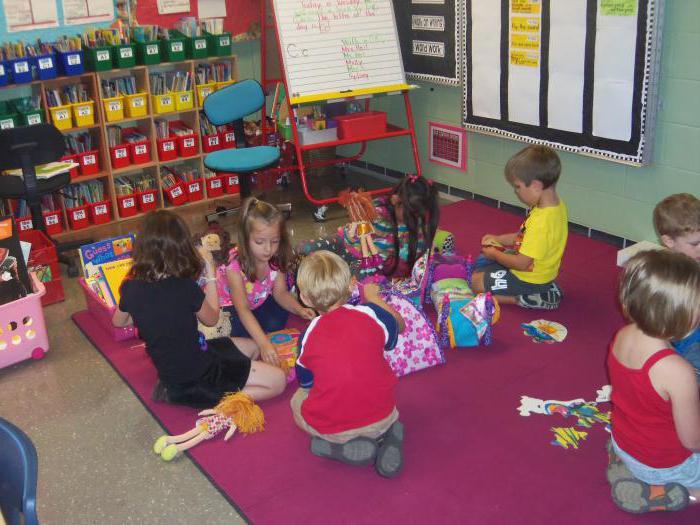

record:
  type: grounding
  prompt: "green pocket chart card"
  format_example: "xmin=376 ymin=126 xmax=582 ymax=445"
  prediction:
xmin=272 ymin=0 xmax=413 ymax=105
xmin=463 ymin=0 xmax=663 ymax=165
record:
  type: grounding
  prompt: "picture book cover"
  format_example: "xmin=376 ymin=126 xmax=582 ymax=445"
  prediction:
xmin=79 ymin=234 xmax=135 ymax=278
xmin=0 ymin=216 xmax=32 ymax=306
xmin=99 ymin=258 xmax=133 ymax=305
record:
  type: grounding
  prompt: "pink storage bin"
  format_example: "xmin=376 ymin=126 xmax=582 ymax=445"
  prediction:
xmin=79 ymin=277 xmax=138 ymax=342
xmin=0 ymin=273 xmax=50 ymax=370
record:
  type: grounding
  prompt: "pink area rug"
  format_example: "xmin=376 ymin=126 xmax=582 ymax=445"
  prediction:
xmin=73 ymin=199 xmax=700 ymax=524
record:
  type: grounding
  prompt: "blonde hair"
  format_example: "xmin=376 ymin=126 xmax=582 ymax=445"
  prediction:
xmin=619 ymin=250 xmax=700 ymax=340
xmin=505 ymin=145 xmax=561 ymax=189
xmin=653 ymin=193 xmax=700 ymax=239
xmin=297 ymin=251 xmax=351 ymax=312
xmin=237 ymin=197 xmax=293 ymax=281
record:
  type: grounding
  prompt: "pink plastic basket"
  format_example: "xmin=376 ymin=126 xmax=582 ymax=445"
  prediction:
xmin=79 ymin=277 xmax=137 ymax=342
xmin=0 ymin=273 xmax=50 ymax=370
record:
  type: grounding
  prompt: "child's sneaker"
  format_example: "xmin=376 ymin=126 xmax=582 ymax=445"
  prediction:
xmin=311 ymin=436 xmax=378 ymax=466
xmin=606 ymin=439 xmax=634 ymax=485
xmin=517 ymin=282 xmax=563 ymax=310
xmin=612 ymin=479 xmax=689 ymax=513
xmin=375 ymin=421 xmax=404 ymax=478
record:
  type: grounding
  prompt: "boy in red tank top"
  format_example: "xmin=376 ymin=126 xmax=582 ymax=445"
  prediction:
xmin=607 ymin=250 xmax=700 ymax=513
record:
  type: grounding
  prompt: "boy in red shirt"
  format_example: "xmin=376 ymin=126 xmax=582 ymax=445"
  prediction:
xmin=291 ymin=250 xmax=406 ymax=477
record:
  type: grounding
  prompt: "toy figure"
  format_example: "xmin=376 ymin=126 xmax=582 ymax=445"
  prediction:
xmin=153 ymin=392 xmax=265 ymax=461
xmin=338 ymin=189 xmax=381 ymax=275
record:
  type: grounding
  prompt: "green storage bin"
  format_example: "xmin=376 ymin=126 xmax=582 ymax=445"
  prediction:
xmin=0 ymin=102 xmax=17 ymax=129
xmin=186 ymin=35 xmax=209 ymax=59
xmin=136 ymin=40 xmax=162 ymax=65
xmin=10 ymin=98 xmax=43 ymax=126
xmin=86 ymin=46 xmax=113 ymax=71
xmin=205 ymin=32 xmax=231 ymax=57
xmin=161 ymin=31 xmax=186 ymax=62
xmin=113 ymin=44 xmax=137 ymax=68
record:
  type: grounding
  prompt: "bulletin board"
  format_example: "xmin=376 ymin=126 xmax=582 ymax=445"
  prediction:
xmin=463 ymin=0 xmax=664 ymax=165
xmin=392 ymin=0 xmax=464 ymax=86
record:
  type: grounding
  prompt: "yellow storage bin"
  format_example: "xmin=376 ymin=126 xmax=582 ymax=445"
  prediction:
xmin=196 ymin=83 xmax=216 ymax=106
xmin=125 ymin=93 xmax=148 ymax=117
xmin=174 ymin=91 xmax=194 ymax=111
xmin=216 ymin=80 xmax=235 ymax=91
xmin=152 ymin=93 xmax=175 ymax=114
xmin=72 ymin=101 xmax=95 ymax=127
xmin=103 ymin=96 xmax=125 ymax=122
xmin=49 ymin=104 xmax=73 ymax=130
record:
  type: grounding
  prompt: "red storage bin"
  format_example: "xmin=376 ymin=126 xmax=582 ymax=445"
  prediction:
xmin=202 ymin=132 xmax=221 ymax=153
xmin=61 ymin=154 xmax=79 ymax=179
xmin=156 ymin=137 xmax=177 ymax=161
xmin=43 ymin=210 xmax=63 ymax=235
xmin=185 ymin=180 xmax=203 ymax=202
xmin=335 ymin=111 xmax=387 ymax=139
xmin=130 ymin=140 xmax=151 ymax=164
xmin=178 ymin=133 xmax=198 ymax=158
xmin=117 ymin=194 xmax=138 ymax=218
xmin=43 ymin=279 xmax=65 ymax=305
xmin=67 ymin=204 xmax=90 ymax=230
xmin=19 ymin=230 xmax=64 ymax=306
xmin=78 ymin=150 xmax=100 ymax=175
xmin=219 ymin=129 xmax=236 ymax=149
xmin=109 ymin=144 xmax=130 ymax=169
xmin=205 ymin=175 xmax=224 ymax=197
xmin=137 ymin=189 xmax=158 ymax=212
xmin=89 ymin=200 xmax=112 ymax=224
xmin=221 ymin=173 xmax=240 ymax=194
xmin=15 ymin=216 xmax=34 ymax=233
xmin=164 ymin=181 xmax=188 ymax=206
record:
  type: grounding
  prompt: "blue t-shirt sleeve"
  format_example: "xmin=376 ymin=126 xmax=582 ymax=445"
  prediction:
xmin=364 ymin=303 xmax=399 ymax=350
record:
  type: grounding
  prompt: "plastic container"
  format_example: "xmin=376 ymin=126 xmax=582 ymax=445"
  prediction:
xmin=109 ymin=144 xmax=130 ymax=169
xmin=129 ymin=140 xmax=151 ymax=164
xmin=125 ymin=93 xmax=148 ymax=118
xmin=103 ymin=96 xmax=125 ymax=122
xmin=136 ymin=40 xmax=161 ymax=65
xmin=113 ymin=44 xmax=136 ymax=68
xmin=66 ymin=204 xmax=90 ymax=230
xmin=10 ymin=58 xmax=32 ymax=83
xmin=42 ymin=210 xmax=63 ymax=235
xmin=60 ymin=154 xmax=80 ymax=179
xmin=72 ymin=101 xmax=95 ymax=127
xmin=161 ymin=31 xmax=186 ymax=62
xmin=215 ymin=80 xmax=235 ymax=91
xmin=164 ymin=181 xmax=188 ymax=206
xmin=196 ymin=82 xmax=216 ymax=106
xmin=43 ymin=279 xmax=65 ymax=306
xmin=335 ymin=111 xmax=387 ymax=139
xmin=0 ymin=273 xmax=49 ymax=370
xmin=116 ymin=194 xmax=138 ymax=218
xmin=79 ymin=277 xmax=137 ymax=341
xmin=174 ymin=90 xmax=194 ymax=111
xmin=86 ymin=46 xmax=113 ymax=72
xmin=152 ymin=93 xmax=174 ymax=114
xmin=17 ymin=107 xmax=43 ymax=126
xmin=202 ymin=132 xmax=221 ymax=152
xmin=221 ymin=173 xmax=240 ymax=194
xmin=186 ymin=35 xmax=209 ymax=59
xmin=49 ymin=104 xmax=73 ymax=130
xmin=219 ymin=129 xmax=236 ymax=148
xmin=89 ymin=200 xmax=112 ymax=224
xmin=137 ymin=189 xmax=158 ymax=212
xmin=177 ymin=133 xmax=198 ymax=157
xmin=20 ymin=230 xmax=64 ymax=307
xmin=0 ymin=103 xmax=17 ymax=129
xmin=205 ymin=175 xmax=224 ymax=197
xmin=35 ymin=53 xmax=57 ymax=80
xmin=57 ymin=50 xmax=85 ymax=76
xmin=205 ymin=32 xmax=232 ymax=57
xmin=184 ymin=180 xmax=203 ymax=202
xmin=78 ymin=150 xmax=100 ymax=175
xmin=156 ymin=136 xmax=178 ymax=161
xmin=15 ymin=216 xmax=34 ymax=233
xmin=0 ymin=61 xmax=8 ymax=86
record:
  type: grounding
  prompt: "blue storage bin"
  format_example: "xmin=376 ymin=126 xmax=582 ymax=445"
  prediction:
xmin=35 ymin=53 xmax=57 ymax=80
xmin=10 ymin=58 xmax=32 ymax=84
xmin=0 ymin=61 xmax=8 ymax=87
xmin=57 ymin=50 xmax=85 ymax=76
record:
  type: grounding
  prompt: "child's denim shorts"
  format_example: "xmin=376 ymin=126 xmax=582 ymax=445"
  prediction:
xmin=612 ymin=437 xmax=700 ymax=488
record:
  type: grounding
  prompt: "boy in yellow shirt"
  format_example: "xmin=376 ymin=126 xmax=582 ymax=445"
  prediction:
xmin=472 ymin=145 xmax=568 ymax=310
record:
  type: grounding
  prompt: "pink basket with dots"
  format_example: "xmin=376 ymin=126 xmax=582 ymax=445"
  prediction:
xmin=0 ymin=273 xmax=50 ymax=370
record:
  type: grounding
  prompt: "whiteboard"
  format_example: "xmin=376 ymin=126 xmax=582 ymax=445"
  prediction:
xmin=272 ymin=0 xmax=410 ymax=105
xmin=463 ymin=0 xmax=664 ymax=165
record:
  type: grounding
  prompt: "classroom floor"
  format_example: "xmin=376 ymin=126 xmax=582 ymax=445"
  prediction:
xmin=0 ymin=168 xmax=403 ymax=525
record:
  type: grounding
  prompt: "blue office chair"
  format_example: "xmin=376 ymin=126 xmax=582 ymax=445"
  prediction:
xmin=202 ymin=79 xmax=287 ymax=221
xmin=0 ymin=417 xmax=39 ymax=525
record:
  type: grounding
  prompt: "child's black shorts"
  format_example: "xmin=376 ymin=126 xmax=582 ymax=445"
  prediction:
xmin=480 ymin=262 xmax=553 ymax=297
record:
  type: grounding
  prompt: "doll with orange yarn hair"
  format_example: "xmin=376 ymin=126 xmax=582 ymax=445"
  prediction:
xmin=339 ymin=189 xmax=383 ymax=275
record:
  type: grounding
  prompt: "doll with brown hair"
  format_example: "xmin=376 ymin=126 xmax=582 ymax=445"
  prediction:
xmin=339 ymin=189 xmax=382 ymax=276
xmin=153 ymin=392 xmax=265 ymax=461
xmin=193 ymin=225 xmax=232 ymax=270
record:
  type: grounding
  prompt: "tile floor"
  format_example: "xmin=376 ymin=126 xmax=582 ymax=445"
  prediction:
xmin=0 ymin=169 xmax=396 ymax=525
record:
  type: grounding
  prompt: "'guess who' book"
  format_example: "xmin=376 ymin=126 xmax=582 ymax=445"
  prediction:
xmin=79 ymin=234 xmax=135 ymax=278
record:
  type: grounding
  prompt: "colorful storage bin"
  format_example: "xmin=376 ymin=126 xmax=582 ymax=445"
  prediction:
xmin=72 ymin=101 xmax=95 ymax=127
xmin=164 ymin=181 xmax=187 ymax=206
xmin=78 ymin=150 xmax=100 ymax=175
xmin=10 ymin=58 xmax=32 ymax=83
xmin=125 ymin=93 xmax=148 ymax=117
xmin=184 ymin=180 xmax=203 ymax=202
xmin=156 ymin=136 xmax=178 ymax=161
xmin=117 ymin=194 xmax=138 ymax=218
xmin=103 ymin=96 xmax=125 ymax=122
xmin=196 ymin=83 xmax=216 ymax=105
xmin=205 ymin=175 xmax=224 ymax=197
xmin=113 ymin=44 xmax=136 ymax=68
xmin=35 ymin=53 xmax=57 ymax=80
xmin=49 ymin=104 xmax=73 ymax=130
xmin=205 ymin=32 xmax=232 ymax=57
xmin=152 ymin=93 xmax=174 ymax=114
xmin=138 ymin=189 xmax=158 ymax=212
xmin=174 ymin=91 xmax=194 ymax=111
xmin=89 ymin=200 xmax=112 ymax=224
xmin=136 ymin=41 xmax=161 ymax=65
xmin=67 ymin=204 xmax=90 ymax=230
xmin=57 ymin=50 xmax=85 ymax=76
xmin=86 ymin=46 xmax=113 ymax=72
xmin=109 ymin=144 xmax=130 ymax=169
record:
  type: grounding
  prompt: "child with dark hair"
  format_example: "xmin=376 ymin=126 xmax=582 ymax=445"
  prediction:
xmin=113 ymin=210 xmax=286 ymax=408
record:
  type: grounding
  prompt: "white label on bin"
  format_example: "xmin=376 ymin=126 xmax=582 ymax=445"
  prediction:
xmin=67 ymin=54 xmax=81 ymax=65
xmin=208 ymin=136 xmax=219 ymax=146
xmin=188 ymin=182 xmax=200 ymax=193
xmin=179 ymin=93 xmax=191 ymax=103
xmin=120 ymin=48 xmax=133 ymax=59
xmin=162 ymin=141 xmax=175 ymax=151
xmin=54 ymin=109 xmax=69 ymax=121
xmin=122 ymin=197 xmax=135 ymax=208
xmin=83 ymin=154 xmax=96 ymax=165
xmin=77 ymin=105 xmax=91 ymax=116
xmin=0 ymin=119 xmax=14 ymax=129
xmin=0 ymin=65 xmax=5 ymax=75
xmin=115 ymin=148 xmax=128 ymax=159
xmin=142 ymin=193 xmax=155 ymax=204
xmin=224 ymin=132 xmax=235 ymax=142
xmin=161 ymin=95 xmax=172 ymax=106
xmin=39 ymin=57 xmax=53 ymax=69
xmin=146 ymin=44 xmax=158 ymax=55
xmin=170 ymin=186 xmax=183 ymax=198
xmin=132 ymin=96 xmax=145 ymax=107
xmin=109 ymin=101 xmax=122 ymax=111
xmin=94 ymin=204 xmax=108 ymax=215
xmin=228 ymin=175 xmax=239 ymax=185
xmin=45 ymin=214 xmax=59 ymax=225
xmin=183 ymin=137 xmax=195 ymax=148
xmin=27 ymin=114 xmax=41 ymax=125
xmin=97 ymin=50 xmax=110 ymax=61
xmin=134 ymin=144 xmax=147 ymax=155
xmin=73 ymin=209 xmax=87 ymax=220
xmin=201 ymin=87 xmax=213 ymax=98
xmin=210 ymin=178 xmax=222 ymax=189
xmin=195 ymin=40 xmax=207 ymax=50
xmin=14 ymin=61 xmax=29 ymax=73
xmin=171 ymin=42 xmax=183 ymax=52
xmin=19 ymin=219 xmax=33 ymax=231
xmin=220 ymin=36 xmax=230 ymax=46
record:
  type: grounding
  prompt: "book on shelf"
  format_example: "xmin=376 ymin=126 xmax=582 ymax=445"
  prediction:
xmin=79 ymin=234 xmax=135 ymax=278
xmin=3 ymin=161 xmax=80 ymax=179
xmin=99 ymin=258 xmax=132 ymax=305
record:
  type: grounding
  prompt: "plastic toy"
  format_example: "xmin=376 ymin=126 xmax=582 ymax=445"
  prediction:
xmin=153 ymin=392 xmax=264 ymax=461
xmin=521 ymin=319 xmax=568 ymax=343
xmin=268 ymin=328 xmax=300 ymax=382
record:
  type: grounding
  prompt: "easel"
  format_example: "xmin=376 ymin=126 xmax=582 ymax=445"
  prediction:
xmin=259 ymin=0 xmax=422 ymax=207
